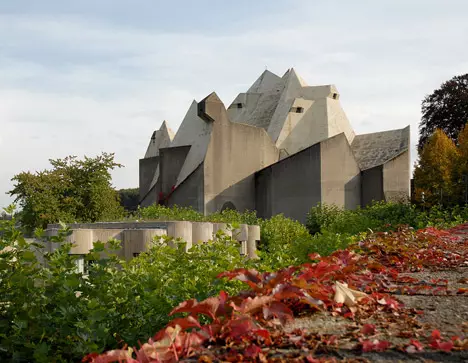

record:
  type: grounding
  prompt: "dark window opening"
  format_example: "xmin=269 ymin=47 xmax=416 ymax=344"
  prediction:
xmin=295 ymin=107 xmax=304 ymax=113
xmin=221 ymin=201 xmax=237 ymax=212
xmin=236 ymin=103 xmax=243 ymax=109
xmin=133 ymin=253 xmax=140 ymax=257
xmin=332 ymin=93 xmax=338 ymax=100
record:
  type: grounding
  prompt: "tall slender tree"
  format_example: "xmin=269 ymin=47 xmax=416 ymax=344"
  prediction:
xmin=414 ymin=129 xmax=458 ymax=207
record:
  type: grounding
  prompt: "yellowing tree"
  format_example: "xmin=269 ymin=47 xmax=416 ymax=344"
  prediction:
xmin=414 ymin=129 xmax=458 ymax=207
xmin=452 ymin=122 xmax=468 ymax=203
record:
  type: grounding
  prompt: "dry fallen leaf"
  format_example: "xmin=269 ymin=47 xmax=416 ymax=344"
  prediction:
xmin=334 ymin=281 xmax=368 ymax=307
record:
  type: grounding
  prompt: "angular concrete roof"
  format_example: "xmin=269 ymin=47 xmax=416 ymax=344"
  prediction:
xmin=351 ymin=126 xmax=410 ymax=170
xmin=227 ymin=69 xmax=355 ymax=156
xmin=248 ymin=70 xmax=282 ymax=93
xmin=144 ymin=120 xmax=174 ymax=158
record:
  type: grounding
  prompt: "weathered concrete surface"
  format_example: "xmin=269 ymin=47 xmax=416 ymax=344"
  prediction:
xmin=139 ymin=156 xmax=159 ymax=205
xmin=320 ymin=133 xmax=361 ymax=209
xmin=168 ymin=163 xmax=205 ymax=211
xmin=255 ymin=143 xmax=321 ymax=223
xmin=45 ymin=221 xmax=260 ymax=258
xmin=139 ymin=69 xmax=411 ymax=222
xmin=361 ymin=165 xmax=384 ymax=206
xmin=122 ymin=229 xmax=166 ymax=259
xmin=383 ymin=150 xmax=411 ymax=202
xmin=202 ymin=93 xmax=279 ymax=214
xmin=171 ymin=101 xmax=213 ymax=187
xmin=160 ymin=145 xmax=191 ymax=195
xmin=140 ymin=121 xmax=175 ymax=206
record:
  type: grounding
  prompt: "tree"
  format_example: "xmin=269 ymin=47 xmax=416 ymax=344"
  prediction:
xmin=413 ymin=129 xmax=458 ymax=207
xmin=9 ymin=152 xmax=124 ymax=232
xmin=418 ymin=73 xmax=468 ymax=151
xmin=118 ymin=188 xmax=140 ymax=212
xmin=452 ymin=122 xmax=468 ymax=204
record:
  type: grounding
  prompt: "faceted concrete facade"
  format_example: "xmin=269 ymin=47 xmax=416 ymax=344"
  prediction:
xmin=139 ymin=69 xmax=410 ymax=223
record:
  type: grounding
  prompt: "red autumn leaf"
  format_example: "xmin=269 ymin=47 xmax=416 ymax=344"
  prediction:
xmin=361 ymin=324 xmax=376 ymax=335
xmin=254 ymin=329 xmax=271 ymax=345
xmin=409 ymin=339 xmax=424 ymax=351
xmin=164 ymin=316 xmax=201 ymax=331
xmin=231 ymin=295 xmax=273 ymax=315
xmin=223 ymin=317 xmax=256 ymax=340
xmin=308 ymin=252 xmax=321 ymax=260
xmin=272 ymin=283 xmax=304 ymax=300
xmin=361 ymin=339 xmax=391 ymax=352
xmin=170 ymin=296 xmax=221 ymax=321
xmin=82 ymin=353 xmax=98 ymax=362
xmin=457 ymin=287 xmax=468 ymax=294
xmin=429 ymin=340 xmax=454 ymax=352
xmin=430 ymin=329 xmax=442 ymax=341
xmin=263 ymin=301 xmax=293 ymax=325
xmin=217 ymin=268 xmax=262 ymax=284
xmin=244 ymin=344 xmax=262 ymax=358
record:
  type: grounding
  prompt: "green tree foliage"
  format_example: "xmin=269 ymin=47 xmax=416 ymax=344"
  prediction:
xmin=453 ymin=124 xmax=468 ymax=204
xmin=118 ymin=188 xmax=139 ymax=212
xmin=414 ymin=129 xmax=459 ymax=207
xmin=418 ymin=73 xmax=468 ymax=151
xmin=9 ymin=153 xmax=124 ymax=232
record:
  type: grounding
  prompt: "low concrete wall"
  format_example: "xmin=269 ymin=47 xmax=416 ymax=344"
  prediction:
xmin=45 ymin=220 xmax=260 ymax=260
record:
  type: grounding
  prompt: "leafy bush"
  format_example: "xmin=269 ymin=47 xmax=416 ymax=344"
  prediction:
xmin=306 ymin=202 xmax=468 ymax=236
xmin=0 ymin=206 xmax=250 ymax=362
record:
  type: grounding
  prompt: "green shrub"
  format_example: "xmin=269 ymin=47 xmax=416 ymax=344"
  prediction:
xmin=0 ymin=206 xmax=250 ymax=362
xmin=306 ymin=201 xmax=468 ymax=236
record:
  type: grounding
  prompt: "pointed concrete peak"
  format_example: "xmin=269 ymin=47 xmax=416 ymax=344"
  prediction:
xmin=248 ymin=69 xmax=282 ymax=93
xmin=282 ymin=68 xmax=291 ymax=78
xmin=160 ymin=120 xmax=175 ymax=140
xmin=200 ymin=92 xmax=222 ymax=104
xmin=289 ymin=68 xmax=308 ymax=87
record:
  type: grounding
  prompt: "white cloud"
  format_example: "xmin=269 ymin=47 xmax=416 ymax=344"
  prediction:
xmin=1 ymin=2 xmax=468 ymax=207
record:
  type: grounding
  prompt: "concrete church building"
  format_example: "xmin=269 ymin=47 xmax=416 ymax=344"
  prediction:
xmin=139 ymin=69 xmax=410 ymax=223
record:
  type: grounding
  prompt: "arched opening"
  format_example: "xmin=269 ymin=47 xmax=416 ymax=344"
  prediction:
xmin=221 ymin=201 xmax=237 ymax=212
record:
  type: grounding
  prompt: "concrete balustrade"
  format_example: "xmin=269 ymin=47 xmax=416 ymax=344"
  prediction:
xmin=43 ymin=220 xmax=260 ymax=259
xmin=212 ymin=223 xmax=233 ymax=239
xmin=191 ymin=222 xmax=213 ymax=245
xmin=122 ymin=229 xmax=166 ymax=259
xmin=67 ymin=229 xmax=94 ymax=254
xmin=167 ymin=221 xmax=192 ymax=251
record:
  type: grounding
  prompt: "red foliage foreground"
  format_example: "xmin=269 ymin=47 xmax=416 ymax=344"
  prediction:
xmin=84 ymin=226 xmax=468 ymax=362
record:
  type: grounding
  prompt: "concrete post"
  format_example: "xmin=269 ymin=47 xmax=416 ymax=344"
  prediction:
xmin=92 ymin=229 xmax=124 ymax=258
xmin=247 ymin=225 xmax=260 ymax=259
xmin=122 ymin=229 xmax=167 ymax=260
xmin=212 ymin=223 xmax=233 ymax=240
xmin=167 ymin=221 xmax=193 ymax=251
xmin=233 ymin=224 xmax=248 ymax=255
xmin=191 ymin=222 xmax=214 ymax=245
xmin=67 ymin=229 xmax=94 ymax=254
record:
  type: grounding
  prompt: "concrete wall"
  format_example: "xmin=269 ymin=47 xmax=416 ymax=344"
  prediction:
xmin=171 ymin=101 xmax=213 ymax=187
xmin=255 ymin=143 xmax=321 ymax=223
xmin=320 ymin=133 xmax=361 ymax=209
xmin=361 ymin=166 xmax=384 ymax=207
xmin=160 ymin=145 xmax=191 ymax=195
xmin=139 ymin=156 xmax=159 ymax=204
xmin=168 ymin=163 xmax=205 ymax=212
xmin=383 ymin=151 xmax=410 ymax=202
xmin=201 ymin=94 xmax=279 ymax=214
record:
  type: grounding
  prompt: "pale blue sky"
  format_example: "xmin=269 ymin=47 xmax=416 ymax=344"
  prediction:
xmin=1 ymin=1 xmax=467 ymax=207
